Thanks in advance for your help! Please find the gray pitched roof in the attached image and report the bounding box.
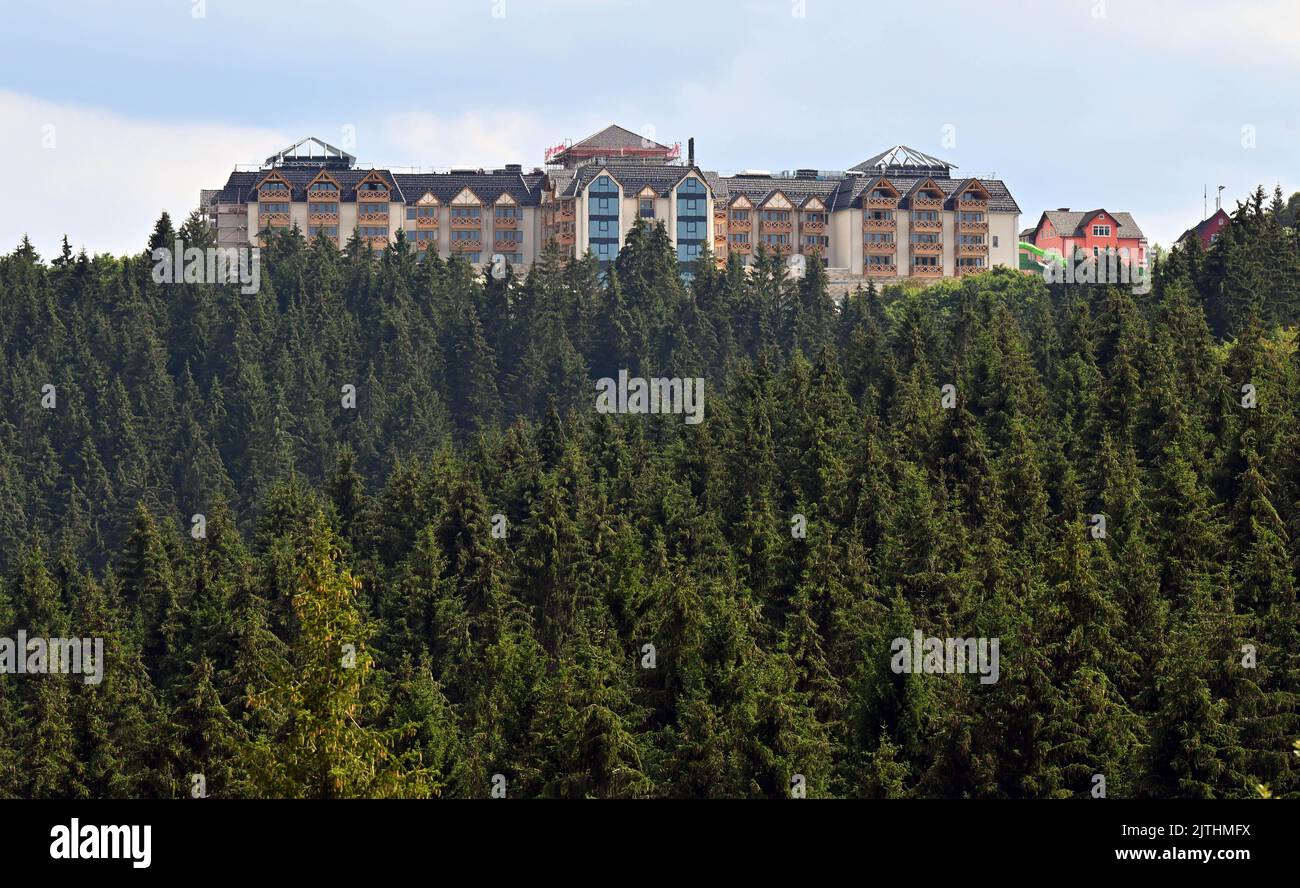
[567,124,669,153]
[393,171,543,206]
[230,167,404,203]
[1038,209,1145,240]
[830,173,1020,213]
[562,163,711,198]
[715,175,844,209]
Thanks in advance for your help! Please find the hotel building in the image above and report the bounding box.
[203,127,1020,281]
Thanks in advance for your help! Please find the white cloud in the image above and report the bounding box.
[0,89,285,258]
[374,110,602,170]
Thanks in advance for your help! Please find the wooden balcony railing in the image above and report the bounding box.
[802,219,827,234]
[863,240,896,254]
[957,263,987,276]
[958,196,988,208]
[911,241,943,255]
[912,195,943,209]
[493,215,519,229]
[450,239,482,252]
[358,210,388,224]
[957,242,988,256]
[414,239,434,251]
[760,220,793,234]
[307,187,338,200]
[366,236,389,249]
[493,239,520,253]
[358,189,390,202]
[259,212,290,226]
[308,212,339,225]
[415,215,439,229]
[911,264,943,277]
[258,188,291,202]
[863,218,896,232]
[865,263,897,276]
[865,195,899,209]
[731,241,753,255]
[553,208,575,224]
[958,221,988,234]
[912,218,943,232]
[729,218,752,232]
[552,232,575,246]
[450,216,482,230]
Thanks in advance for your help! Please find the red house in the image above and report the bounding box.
[1022,208,1147,265]
[1178,208,1230,249]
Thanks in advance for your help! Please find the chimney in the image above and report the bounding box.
[688,137,694,167]
[1057,207,1070,212]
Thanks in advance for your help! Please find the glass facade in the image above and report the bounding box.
[675,177,708,270]
[588,175,620,267]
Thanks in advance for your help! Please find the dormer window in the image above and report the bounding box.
[1092,224,1112,237]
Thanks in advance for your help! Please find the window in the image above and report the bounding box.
[359,226,387,237]
[451,207,481,220]
[992,235,999,248]
[310,203,337,214]
[762,233,791,245]
[640,198,655,218]
[452,230,480,242]
[869,210,894,221]
[729,233,750,244]
[1092,224,1111,236]
[676,177,708,266]
[494,205,520,219]
[866,234,895,244]
[308,226,338,239]
[495,230,522,243]
[731,209,750,222]
[912,256,939,267]
[411,230,437,242]
[867,254,893,266]
[762,210,791,222]
[911,234,939,244]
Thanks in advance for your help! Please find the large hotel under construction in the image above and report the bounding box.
[202,124,1021,282]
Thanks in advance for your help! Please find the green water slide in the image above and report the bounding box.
[1019,241,1067,270]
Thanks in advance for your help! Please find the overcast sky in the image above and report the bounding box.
[2,0,1297,256]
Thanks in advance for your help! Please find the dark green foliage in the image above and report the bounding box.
[0,201,1297,797]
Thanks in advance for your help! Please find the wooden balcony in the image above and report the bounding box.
[912,195,944,209]
[911,241,943,255]
[760,219,793,234]
[258,212,290,226]
[865,263,897,276]
[912,218,943,232]
[450,216,482,230]
[307,187,339,200]
[414,239,434,251]
[358,189,390,202]
[957,242,988,257]
[493,239,521,253]
[958,196,989,210]
[863,240,896,254]
[358,210,388,224]
[730,241,752,255]
[957,263,986,276]
[553,208,575,224]
[865,195,899,210]
[308,211,338,225]
[552,232,575,246]
[366,236,389,249]
[911,264,943,277]
[493,215,518,229]
[765,242,793,256]
[258,188,291,202]
[958,221,988,235]
[802,219,827,234]
[863,217,896,232]
[729,217,751,233]
[415,215,439,229]
[714,233,726,246]
[450,239,482,252]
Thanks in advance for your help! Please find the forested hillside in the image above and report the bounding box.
[1,187,1298,798]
